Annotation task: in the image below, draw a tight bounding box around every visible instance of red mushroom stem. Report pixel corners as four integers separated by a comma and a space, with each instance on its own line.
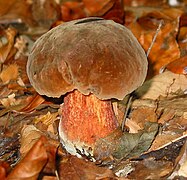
61, 90, 118, 146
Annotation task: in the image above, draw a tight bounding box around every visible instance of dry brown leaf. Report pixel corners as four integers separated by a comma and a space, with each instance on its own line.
18, 94, 45, 113
166, 55, 187, 75
123, 0, 167, 6
34, 111, 59, 134
125, 118, 142, 133
135, 71, 187, 100
178, 160, 187, 177
0, 64, 19, 84
83, 0, 115, 16
178, 26, 187, 56
61, 2, 86, 22
34, 111, 58, 126
150, 134, 181, 151
20, 125, 44, 156
128, 159, 173, 179
127, 107, 158, 132
58, 155, 116, 179
0, 93, 21, 108
20, 125, 60, 176
102, 0, 124, 24
0, 27, 17, 64
7, 136, 48, 180
0, 161, 9, 179
127, 8, 183, 77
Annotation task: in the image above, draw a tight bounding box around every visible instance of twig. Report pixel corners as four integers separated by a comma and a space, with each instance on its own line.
121, 94, 133, 132
146, 20, 164, 57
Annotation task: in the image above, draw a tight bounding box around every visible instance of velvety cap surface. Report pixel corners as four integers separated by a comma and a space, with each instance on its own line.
27, 17, 148, 100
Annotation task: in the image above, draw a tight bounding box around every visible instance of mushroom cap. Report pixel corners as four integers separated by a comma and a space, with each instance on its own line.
27, 17, 148, 100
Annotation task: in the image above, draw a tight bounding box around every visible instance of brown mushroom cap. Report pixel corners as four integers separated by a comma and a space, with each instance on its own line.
27, 17, 148, 100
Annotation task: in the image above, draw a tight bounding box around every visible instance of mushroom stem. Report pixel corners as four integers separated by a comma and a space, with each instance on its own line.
60, 90, 118, 149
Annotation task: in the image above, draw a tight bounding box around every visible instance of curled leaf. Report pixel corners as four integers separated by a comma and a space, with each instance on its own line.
7, 136, 48, 180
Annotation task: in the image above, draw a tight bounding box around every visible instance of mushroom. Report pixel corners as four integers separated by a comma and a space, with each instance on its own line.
27, 17, 148, 156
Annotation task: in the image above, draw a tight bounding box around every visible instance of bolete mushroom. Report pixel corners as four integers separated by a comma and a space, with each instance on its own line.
27, 17, 148, 156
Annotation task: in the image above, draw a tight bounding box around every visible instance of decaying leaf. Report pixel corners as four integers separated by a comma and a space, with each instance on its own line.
18, 94, 45, 113
0, 64, 19, 84
0, 93, 21, 108
61, 2, 86, 22
0, 1, 187, 179
0, 27, 17, 64
128, 159, 173, 179
123, 135, 187, 179
94, 122, 158, 161
7, 136, 48, 180
127, 107, 158, 132
20, 125, 44, 156
83, 0, 114, 16
0, 161, 9, 179
34, 111, 59, 134
135, 71, 187, 100
127, 8, 183, 77
58, 155, 116, 179
178, 160, 187, 177
166, 55, 187, 75
0, 0, 60, 33
102, 0, 124, 24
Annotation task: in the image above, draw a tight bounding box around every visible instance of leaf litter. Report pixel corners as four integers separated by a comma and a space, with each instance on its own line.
0, 0, 187, 179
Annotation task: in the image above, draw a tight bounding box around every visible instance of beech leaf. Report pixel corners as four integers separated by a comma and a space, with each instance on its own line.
0, 64, 19, 84
94, 122, 159, 160
58, 155, 115, 179
7, 136, 48, 180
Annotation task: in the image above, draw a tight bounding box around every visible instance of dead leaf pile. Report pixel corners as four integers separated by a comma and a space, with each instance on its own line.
0, 0, 187, 179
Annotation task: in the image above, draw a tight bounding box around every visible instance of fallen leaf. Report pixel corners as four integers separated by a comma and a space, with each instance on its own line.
61, 2, 86, 22
83, 0, 115, 16
165, 55, 187, 75
20, 125, 61, 176
0, 93, 21, 108
0, 27, 17, 64
0, 161, 9, 179
20, 125, 44, 156
0, 0, 60, 35
58, 155, 116, 179
123, 0, 168, 6
178, 26, 187, 56
102, 0, 124, 24
127, 107, 158, 131
135, 71, 187, 100
7, 136, 48, 180
0, 64, 19, 84
128, 159, 173, 179
127, 135, 187, 179
127, 8, 183, 77
94, 122, 158, 161
18, 94, 45, 113
34, 111, 59, 134
34, 111, 58, 126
